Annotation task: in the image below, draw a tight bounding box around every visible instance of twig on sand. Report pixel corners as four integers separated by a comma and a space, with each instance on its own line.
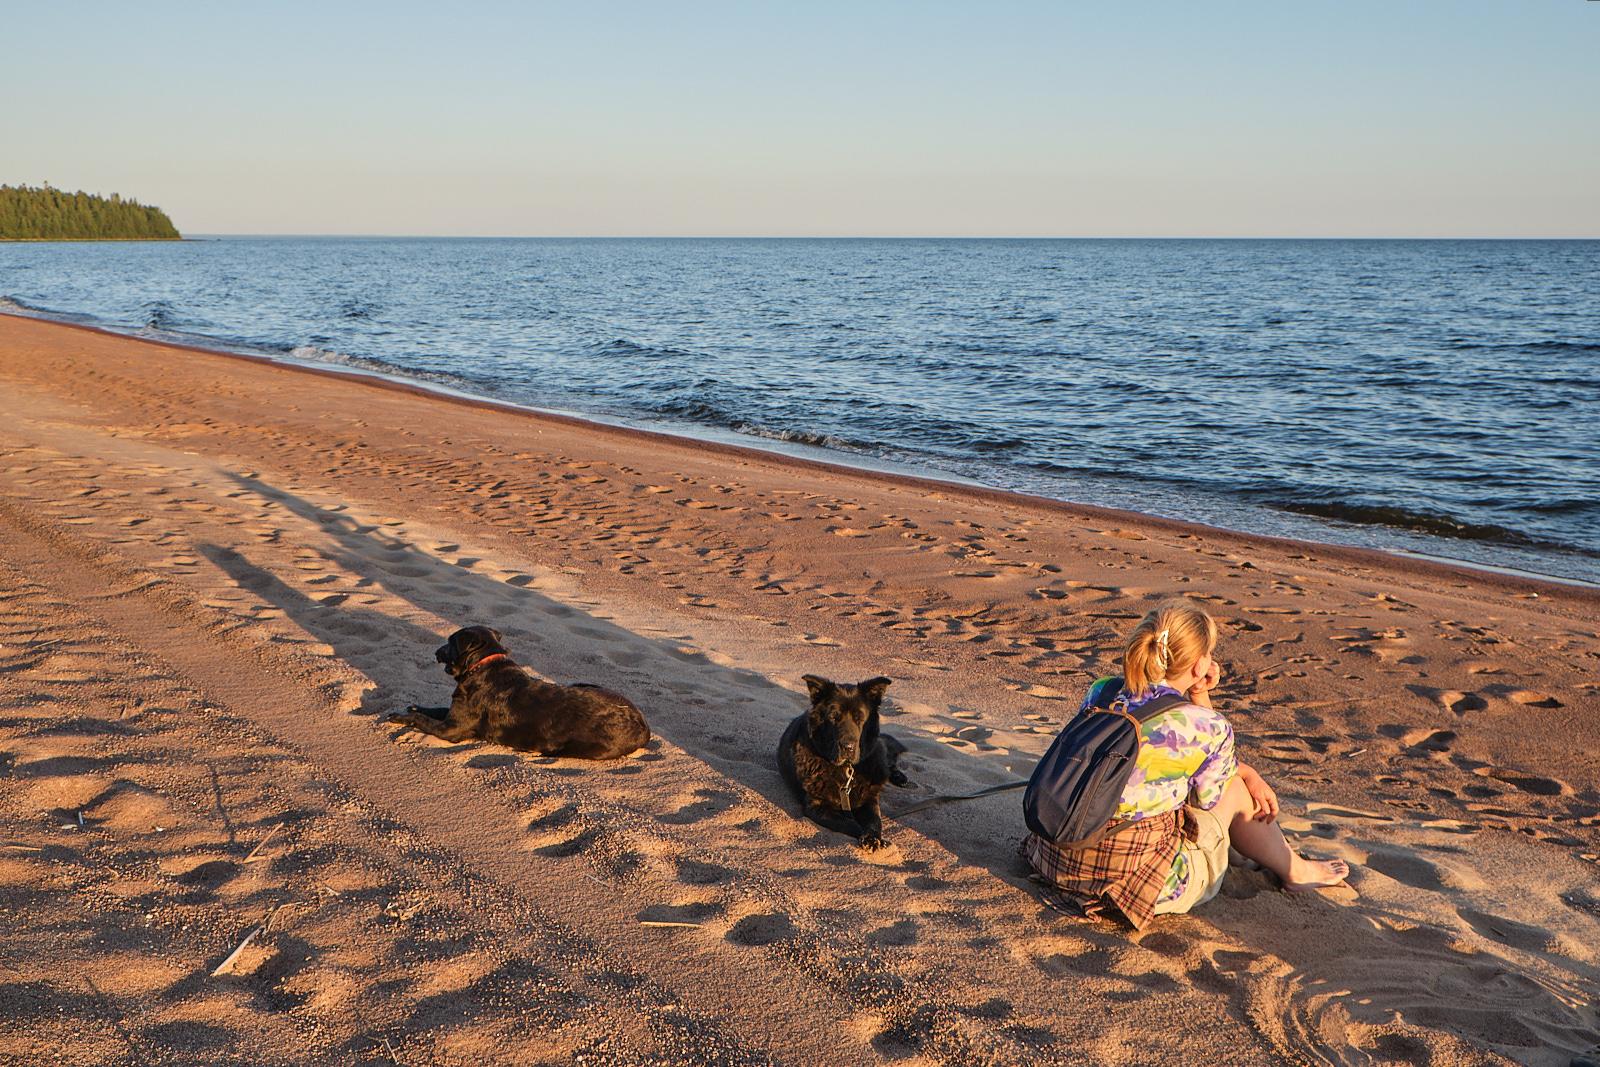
382, 1035, 402, 1065
242, 822, 283, 863
639, 920, 701, 929
263, 902, 304, 934
211, 924, 263, 976
213, 902, 290, 976
2, 843, 44, 852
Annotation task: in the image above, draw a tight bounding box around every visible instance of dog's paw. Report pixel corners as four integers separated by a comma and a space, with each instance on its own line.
858, 833, 888, 852
387, 709, 418, 726
889, 769, 910, 787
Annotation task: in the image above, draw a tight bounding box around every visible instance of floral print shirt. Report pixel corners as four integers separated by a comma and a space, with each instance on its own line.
1080, 677, 1239, 903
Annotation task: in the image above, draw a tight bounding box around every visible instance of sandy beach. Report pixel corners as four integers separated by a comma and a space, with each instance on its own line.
1, 311, 1596, 1065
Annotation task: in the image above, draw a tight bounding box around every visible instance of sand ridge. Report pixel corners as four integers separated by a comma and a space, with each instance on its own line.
2, 313, 1598, 1065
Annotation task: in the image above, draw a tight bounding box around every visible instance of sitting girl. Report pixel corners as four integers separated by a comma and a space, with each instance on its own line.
1024, 598, 1350, 928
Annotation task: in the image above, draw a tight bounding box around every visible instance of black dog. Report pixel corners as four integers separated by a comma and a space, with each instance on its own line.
389, 625, 650, 759
777, 674, 909, 850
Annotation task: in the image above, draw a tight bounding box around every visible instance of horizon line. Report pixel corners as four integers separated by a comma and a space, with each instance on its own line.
181, 233, 1600, 242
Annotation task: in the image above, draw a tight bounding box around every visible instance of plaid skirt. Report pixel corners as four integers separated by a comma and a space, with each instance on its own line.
1023, 808, 1186, 930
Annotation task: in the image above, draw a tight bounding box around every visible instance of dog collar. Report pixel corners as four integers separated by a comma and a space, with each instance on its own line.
463, 653, 510, 675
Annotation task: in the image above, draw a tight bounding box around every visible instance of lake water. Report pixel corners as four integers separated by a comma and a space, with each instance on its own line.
3, 237, 1597, 583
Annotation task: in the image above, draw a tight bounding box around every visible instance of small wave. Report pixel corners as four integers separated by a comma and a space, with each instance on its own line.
288, 343, 408, 376
968, 435, 1029, 454
734, 423, 871, 452
593, 338, 699, 360
0, 294, 102, 326
1271, 500, 1553, 547
340, 300, 377, 320
644, 396, 874, 453
1446, 339, 1600, 357
0, 295, 51, 314
647, 397, 733, 423
1525, 497, 1600, 518
142, 300, 178, 329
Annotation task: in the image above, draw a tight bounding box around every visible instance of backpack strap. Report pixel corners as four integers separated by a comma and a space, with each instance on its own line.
1126, 691, 1192, 723
1086, 677, 1192, 725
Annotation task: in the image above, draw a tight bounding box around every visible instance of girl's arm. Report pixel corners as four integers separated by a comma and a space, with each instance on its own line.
1237, 762, 1279, 822
1186, 661, 1278, 821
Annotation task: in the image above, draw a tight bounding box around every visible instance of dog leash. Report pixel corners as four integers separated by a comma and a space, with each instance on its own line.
889, 778, 1030, 817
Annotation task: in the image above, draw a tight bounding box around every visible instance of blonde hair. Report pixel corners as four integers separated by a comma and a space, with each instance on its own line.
1123, 599, 1217, 696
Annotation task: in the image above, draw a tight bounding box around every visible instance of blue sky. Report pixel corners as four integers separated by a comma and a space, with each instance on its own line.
4, 1, 1597, 236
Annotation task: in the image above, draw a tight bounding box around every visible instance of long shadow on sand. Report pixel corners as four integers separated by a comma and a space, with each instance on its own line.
199, 472, 1600, 1065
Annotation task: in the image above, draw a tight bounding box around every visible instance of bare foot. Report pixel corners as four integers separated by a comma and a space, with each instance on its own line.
1281, 855, 1351, 894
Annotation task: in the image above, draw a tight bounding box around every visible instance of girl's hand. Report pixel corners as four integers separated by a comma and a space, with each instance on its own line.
1240, 765, 1278, 822
1186, 659, 1222, 706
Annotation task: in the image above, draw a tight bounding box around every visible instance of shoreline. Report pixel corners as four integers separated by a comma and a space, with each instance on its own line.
5, 308, 1593, 601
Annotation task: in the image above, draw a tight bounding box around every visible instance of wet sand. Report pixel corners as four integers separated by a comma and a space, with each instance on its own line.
2, 312, 1597, 1066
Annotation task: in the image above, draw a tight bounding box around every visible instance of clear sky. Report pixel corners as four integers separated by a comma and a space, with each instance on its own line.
4, 1, 1597, 237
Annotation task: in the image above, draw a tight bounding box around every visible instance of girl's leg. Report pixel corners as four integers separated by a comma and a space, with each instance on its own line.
1209, 775, 1349, 890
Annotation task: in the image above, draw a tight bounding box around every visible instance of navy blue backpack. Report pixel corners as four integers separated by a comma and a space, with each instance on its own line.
1022, 676, 1189, 848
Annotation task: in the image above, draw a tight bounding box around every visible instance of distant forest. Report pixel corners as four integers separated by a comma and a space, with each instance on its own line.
0, 184, 180, 240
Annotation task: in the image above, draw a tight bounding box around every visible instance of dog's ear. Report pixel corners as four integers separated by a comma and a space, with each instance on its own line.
802, 675, 834, 703
858, 677, 892, 706
459, 626, 498, 656
485, 627, 504, 647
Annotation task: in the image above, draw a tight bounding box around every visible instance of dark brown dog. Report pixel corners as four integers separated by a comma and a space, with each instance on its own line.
389, 625, 650, 759
777, 674, 908, 850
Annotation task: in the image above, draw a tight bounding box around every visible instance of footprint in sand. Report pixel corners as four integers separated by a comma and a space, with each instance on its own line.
1407, 685, 1489, 714
724, 911, 798, 947
1401, 728, 1457, 754
1361, 846, 1447, 892
1456, 907, 1556, 952
638, 901, 724, 927
1479, 768, 1569, 797
1004, 681, 1070, 701
1304, 803, 1395, 822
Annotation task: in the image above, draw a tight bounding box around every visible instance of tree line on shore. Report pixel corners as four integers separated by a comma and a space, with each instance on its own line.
0, 184, 181, 240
